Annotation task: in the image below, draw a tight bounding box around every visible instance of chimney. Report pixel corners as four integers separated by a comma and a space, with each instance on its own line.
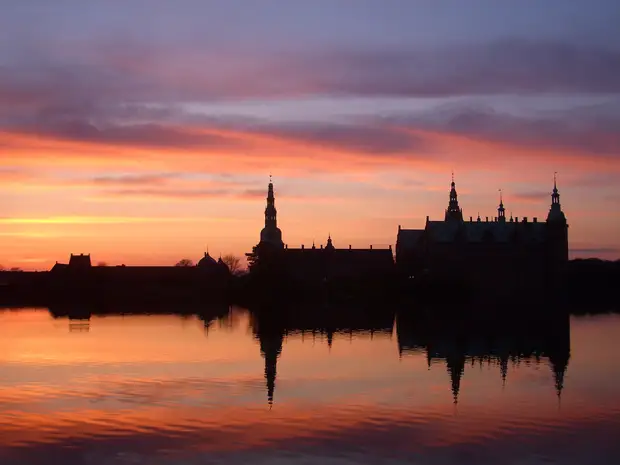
533, 217, 538, 223
469, 216, 473, 222
426, 216, 429, 222
389, 244, 392, 250
370, 245, 373, 249
523, 217, 528, 223
486, 217, 489, 222
398, 224, 401, 231
301, 244, 304, 249
349, 245, 352, 250
515, 217, 519, 222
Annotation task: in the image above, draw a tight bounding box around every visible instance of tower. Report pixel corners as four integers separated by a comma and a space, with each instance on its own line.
445, 174, 463, 222
498, 189, 506, 223
546, 173, 569, 265
260, 176, 284, 248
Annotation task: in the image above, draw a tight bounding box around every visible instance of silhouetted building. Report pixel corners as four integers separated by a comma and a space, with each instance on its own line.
396, 175, 569, 295
246, 179, 395, 288
48, 251, 231, 305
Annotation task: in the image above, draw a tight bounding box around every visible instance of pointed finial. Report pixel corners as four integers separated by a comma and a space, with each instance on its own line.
452, 170, 454, 183
269, 173, 273, 184
554, 171, 557, 188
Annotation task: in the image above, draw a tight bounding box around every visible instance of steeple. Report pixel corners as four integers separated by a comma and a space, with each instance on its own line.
259, 176, 284, 247
265, 176, 277, 228
498, 189, 506, 223
547, 172, 566, 224
445, 174, 464, 222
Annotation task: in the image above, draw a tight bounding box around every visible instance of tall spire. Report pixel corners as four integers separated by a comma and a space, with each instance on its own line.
259, 176, 284, 247
498, 189, 506, 223
445, 175, 464, 222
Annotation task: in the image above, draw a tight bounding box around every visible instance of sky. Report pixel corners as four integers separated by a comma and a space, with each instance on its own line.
1, 0, 620, 269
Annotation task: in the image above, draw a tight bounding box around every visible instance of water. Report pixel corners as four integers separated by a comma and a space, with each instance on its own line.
0, 308, 619, 464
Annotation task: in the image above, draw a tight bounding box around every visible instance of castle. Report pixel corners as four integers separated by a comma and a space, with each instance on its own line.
396, 175, 569, 295
246, 175, 568, 295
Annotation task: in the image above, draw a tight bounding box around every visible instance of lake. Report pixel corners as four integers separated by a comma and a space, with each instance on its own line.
0, 307, 619, 464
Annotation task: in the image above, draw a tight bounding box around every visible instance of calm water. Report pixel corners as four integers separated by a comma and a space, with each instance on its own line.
1, 308, 619, 465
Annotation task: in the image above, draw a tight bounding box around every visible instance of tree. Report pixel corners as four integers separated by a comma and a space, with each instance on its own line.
222, 254, 242, 274
175, 258, 194, 267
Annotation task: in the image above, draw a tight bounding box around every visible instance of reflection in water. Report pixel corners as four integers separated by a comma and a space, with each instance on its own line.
0, 306, 619, 464
396, 311, 571, 404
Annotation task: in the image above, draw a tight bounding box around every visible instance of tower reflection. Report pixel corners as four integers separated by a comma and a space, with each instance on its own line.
250, 303, 396, 405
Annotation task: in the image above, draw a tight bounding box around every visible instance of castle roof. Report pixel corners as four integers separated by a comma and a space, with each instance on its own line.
198, 252, 218, 268
396, 229, 424, 250
398, 219, 547, 247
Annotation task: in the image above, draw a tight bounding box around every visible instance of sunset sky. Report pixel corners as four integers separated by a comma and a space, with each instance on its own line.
1, 0, 620, 269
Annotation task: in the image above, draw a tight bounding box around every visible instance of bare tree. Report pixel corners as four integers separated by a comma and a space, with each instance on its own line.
222, 254, 242, 274
175, 258, 194, 267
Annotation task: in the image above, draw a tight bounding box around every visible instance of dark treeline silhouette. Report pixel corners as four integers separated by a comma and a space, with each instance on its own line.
565, 258, 620, 314
0, 258, 618, 314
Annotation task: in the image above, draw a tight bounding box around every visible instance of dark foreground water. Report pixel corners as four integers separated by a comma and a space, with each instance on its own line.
0, 308, 619, 465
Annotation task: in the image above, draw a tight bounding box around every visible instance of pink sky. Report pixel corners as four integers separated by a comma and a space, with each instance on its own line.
1, 1, 620, 269
1, 123, 618, 270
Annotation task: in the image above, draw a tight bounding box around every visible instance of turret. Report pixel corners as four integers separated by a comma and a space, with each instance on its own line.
546, 173, 567, 225
444, 173, 463, 222
325, 234, 335, 251
498, 189, 506, 223
546, 173, 569, 269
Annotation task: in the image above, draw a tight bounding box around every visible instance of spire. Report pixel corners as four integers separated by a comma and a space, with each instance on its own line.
498, 189, 506, 223
547, 172, 567, 224
445, 175, 464, 222
259, 176, 284, 247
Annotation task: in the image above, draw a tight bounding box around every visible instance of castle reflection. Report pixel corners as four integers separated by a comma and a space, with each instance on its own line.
248, 303, 570, 406
44, 302, 571, 408
397, 309, 571, 404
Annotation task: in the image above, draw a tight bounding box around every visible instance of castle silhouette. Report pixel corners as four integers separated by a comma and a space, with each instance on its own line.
245, 174, 568, 297
396, 175, 568, 294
